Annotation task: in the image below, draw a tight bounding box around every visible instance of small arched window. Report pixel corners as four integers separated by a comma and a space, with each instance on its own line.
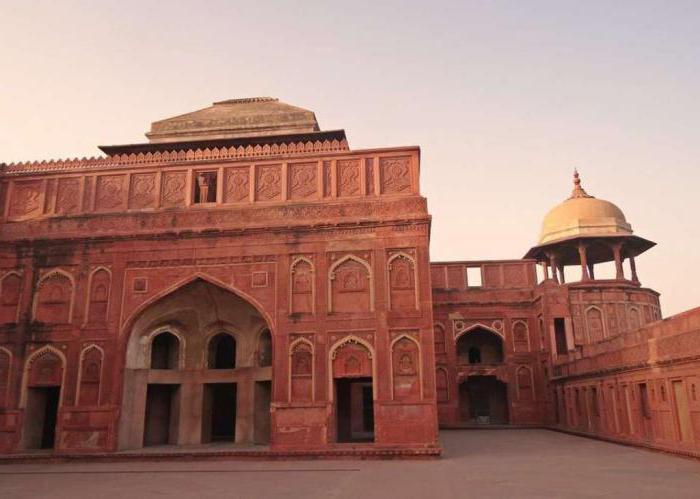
208, 333, 236, 369
468, 347, 481, 364
151, 332, 179, 369
258, 329, 272, 367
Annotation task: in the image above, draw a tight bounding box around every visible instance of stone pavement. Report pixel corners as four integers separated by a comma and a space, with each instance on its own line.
1, 430, 699, 499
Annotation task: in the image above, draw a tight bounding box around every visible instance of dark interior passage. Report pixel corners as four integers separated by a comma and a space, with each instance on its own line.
144, 384, 177, 446
202, 383, 236, 442
336, 377, 374, 443
24, 386, 61, 449
459, 376, 509, 424
208, 334, 236, 369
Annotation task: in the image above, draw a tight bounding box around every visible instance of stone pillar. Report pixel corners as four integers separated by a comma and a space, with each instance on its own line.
541, 261, 550, 281
549, 254, 559, 284
630, 256, 639, 284
558, 264, 566, 284
177, 380, 203, 445
612, 243, 624, 280
587, 263, 595, 280
578, 243, 590, 281
235, 375, 254, 444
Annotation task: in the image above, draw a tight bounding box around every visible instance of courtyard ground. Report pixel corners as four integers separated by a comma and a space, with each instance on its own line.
1, 429, 699, 498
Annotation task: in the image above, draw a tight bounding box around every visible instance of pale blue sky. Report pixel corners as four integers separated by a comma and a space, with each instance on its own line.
1, 1, 698, 314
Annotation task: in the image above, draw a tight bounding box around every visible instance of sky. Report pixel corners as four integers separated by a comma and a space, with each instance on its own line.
1, 0, 698, 315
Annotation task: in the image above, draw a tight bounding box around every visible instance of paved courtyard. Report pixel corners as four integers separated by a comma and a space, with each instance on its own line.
1, 430, 700, 498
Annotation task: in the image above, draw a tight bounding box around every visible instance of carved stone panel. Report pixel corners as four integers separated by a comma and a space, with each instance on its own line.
224, 166, 250, 203
330, 257, 371, 313
288, 162, 317, 200
513, 321, 530, 353
323, 161, 332, 197
291, 259, 313, 314
392, 337, 420, 401
9, 180, 43, 219
379, 157, 411, 194
388, 254, 417, 311
586, 307, 605, 343
0, 273, 21, 324
0, 349, 9, 408
160, 171, 187, 208
332, 340, 372, 378
290, 341, 313, 402
336, 159, 361, 197
35, 273, 72, 324
365, 158, 375, 195
55, 178, 81, 215
436, 368, 449, 403
255, 164, 282, 201
87, 270, 110, 324
95, 175, 126, 211
28, 351, 63, 387
79, 348, 102, 406
128, 173, 157, 209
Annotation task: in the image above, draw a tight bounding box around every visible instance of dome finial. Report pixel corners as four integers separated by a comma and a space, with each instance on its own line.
569, 168, 592, 199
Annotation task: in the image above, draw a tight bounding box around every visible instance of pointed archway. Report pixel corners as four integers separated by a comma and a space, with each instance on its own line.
117, 278, 274, 450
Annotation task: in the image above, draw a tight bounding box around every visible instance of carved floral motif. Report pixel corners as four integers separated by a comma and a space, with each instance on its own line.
379, 157, 411, 194
161, 171, 187, 208
128, 173, 156, 209
288, 162, 317, 200
337, 160, 360, 197
95, 175, 125, 211
9, 180, 42, 218
55, 178, 81, 214
256, 165, 282, 201
224, 166, 250, 203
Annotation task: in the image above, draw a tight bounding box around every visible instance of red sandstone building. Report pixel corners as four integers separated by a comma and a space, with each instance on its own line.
0, 98, 698, 458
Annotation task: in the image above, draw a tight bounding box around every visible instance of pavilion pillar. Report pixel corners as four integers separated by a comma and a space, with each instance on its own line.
548, 254, 559, 284
587, 263, 595, 280
541, 261, 550, 281
578, 243, 590, 281
557, 264, 566, 284
630, 256, 639, 284
612, 243, 624, 280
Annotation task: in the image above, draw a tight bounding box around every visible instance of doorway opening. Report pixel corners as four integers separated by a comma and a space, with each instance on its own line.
143, 384, 178, 446
335, 377, 374, 443
24, 386, 61, 449
459, 376, 508, 424
253, 381, 272, 445
202, 383, 237, 443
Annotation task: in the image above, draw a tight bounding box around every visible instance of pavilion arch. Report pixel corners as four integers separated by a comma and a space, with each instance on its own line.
327, 254, 375, 313
455, 322, 505, 341
389, 334, 423, 400
386, 251, 419, 311
455, 324, 505, 365
20, 345, 67, 407
76, 344, 105, 405
327, 335, 377, 401
288, 337, 314, 402
32, 268, 76, 323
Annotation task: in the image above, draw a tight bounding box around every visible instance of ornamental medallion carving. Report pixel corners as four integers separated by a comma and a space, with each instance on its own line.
255, 164, 282, 201
288, 162, 317, 200
380, 156, 411, 194
95, 175, 125, 211
224, 166, 250, 203
337, 159, 360, 197
160, 171, 187, 208
128, 173, 156, 209
55, 178, 81, 215
9, 180, 43, 219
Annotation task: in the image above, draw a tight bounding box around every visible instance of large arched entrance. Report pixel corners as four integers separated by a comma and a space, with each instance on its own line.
456, 327, 508, 424
118, 278, 273, 450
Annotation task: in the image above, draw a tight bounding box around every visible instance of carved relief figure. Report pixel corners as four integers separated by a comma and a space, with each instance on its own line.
379, 157, 411, 194
161, 171, 187, 207
289, 162, 317, 200
336, 160, 361, 197
95, 175, 125, 211
128, 173, 156, 209
256, 164, 282, 201
55, 178, 81, 215
9, 180, 42, 219
224, 166, 250, 203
